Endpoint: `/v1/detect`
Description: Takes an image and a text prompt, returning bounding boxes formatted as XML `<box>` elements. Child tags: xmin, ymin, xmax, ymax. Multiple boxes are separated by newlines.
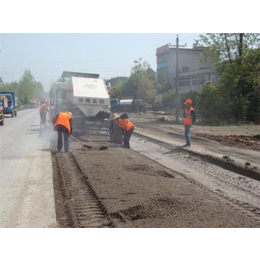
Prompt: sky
<box><xmin>1</xmin><ymin>1</ymin><xmax>257</xmax><ymax>93</ymax></box>
<box><xmin>0</xmin><ymin>33</ymin><xmax>201</xmax><ymax>91</ymax></box>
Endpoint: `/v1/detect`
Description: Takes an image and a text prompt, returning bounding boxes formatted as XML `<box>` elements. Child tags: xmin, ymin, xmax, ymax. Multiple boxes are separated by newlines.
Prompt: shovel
<box><xmin>70</xmin><ymin>135</ymin><xmax>93</xmax><ymax>149</ymax></box>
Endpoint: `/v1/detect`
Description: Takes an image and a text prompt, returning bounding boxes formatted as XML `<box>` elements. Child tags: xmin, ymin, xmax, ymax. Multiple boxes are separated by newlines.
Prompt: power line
<box><xmin>180</xmin><ymin>33</ymin><xmax>200</xmax><ymax>41</ymax></box>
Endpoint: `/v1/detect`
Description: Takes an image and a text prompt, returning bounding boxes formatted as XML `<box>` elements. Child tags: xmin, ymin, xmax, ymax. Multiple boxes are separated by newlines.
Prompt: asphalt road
<box><xmin>0</xmin><ymin>109</ymin><xmax>56</xmax><ymax>227</ymax></box>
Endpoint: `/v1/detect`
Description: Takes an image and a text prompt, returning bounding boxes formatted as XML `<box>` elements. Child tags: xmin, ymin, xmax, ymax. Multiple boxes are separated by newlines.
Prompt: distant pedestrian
<box><xmin>39</xmin><ymin>102</ymin><xmax>49</xmax><ymax>125</ymax></box>
<box><xmin>52</xmin><ymin>112</ymin><xmax>73</xmax><ymax>152</ymax></box>
<box><xmin>183</xmin><ymin>99</ymin><xmax>196</xmax><ymax>147</ymax></box>
<box><xmin>113</xmin><ymin>112</ymin><xmax>134</xmax><ymax>148</ymax></box>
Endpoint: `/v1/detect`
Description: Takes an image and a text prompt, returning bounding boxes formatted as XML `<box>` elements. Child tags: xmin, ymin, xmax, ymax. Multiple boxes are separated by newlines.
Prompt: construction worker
<box><xmin>39</xmin><ymin>102</ymin><xmax>49</xmax><ymax>125</ymax></box>
<box><xmin>52</xmin><ymin>112</ymin><xmax>73</xmax><ymax>152</ymax></box>
<box><xmin>183</xmin><ymin>99</ymin><xmax>196</xmax><ymax>147</ymax></box>
<box><xmin>113</xmin><ymin>113</ymin><xmax>134</xmax><ymax>148</ymax></box>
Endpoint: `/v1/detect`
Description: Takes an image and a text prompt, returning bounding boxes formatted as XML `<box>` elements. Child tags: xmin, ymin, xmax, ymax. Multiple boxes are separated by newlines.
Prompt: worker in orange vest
<box><xmin>39</xmin><ymin>102</ymin><xmax>49</xmax><ymax>125</ymax></box>
<box><xmin>113</xmin><ymin>113</ymin><xmax>134</xmax><ymax>148</ymax></box>
<box><xmin>183</xmin><ymin>99</ymin><xmax>196</xmax><ymax>147</ymax></box>
<box><xmin>52</xmin><ymin>112</ymin><xmax>73</xmax><ymax>152</ymax></box>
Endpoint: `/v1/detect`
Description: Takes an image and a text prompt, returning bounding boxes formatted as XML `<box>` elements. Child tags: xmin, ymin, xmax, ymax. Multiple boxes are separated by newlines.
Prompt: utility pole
<box><xmin>134</xmin><ymin>58</ymin><xmax>142</xmax><ymax>113</ymax></box>
<box><xmin>172</xmin><ymin>35</ymin><xmax>186</xmax><ymax>123</ymax></box>
<box><xmin>175</xmin><ymin>35</ymin><xmax>179</xmax><ymax>123</ymax></box>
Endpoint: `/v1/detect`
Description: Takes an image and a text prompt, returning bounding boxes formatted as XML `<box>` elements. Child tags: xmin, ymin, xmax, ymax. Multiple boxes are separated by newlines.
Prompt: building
<box><xmin>156</xmin><ymin>44</ymin><xmax>219</xmax><ymax>94</ymax></box>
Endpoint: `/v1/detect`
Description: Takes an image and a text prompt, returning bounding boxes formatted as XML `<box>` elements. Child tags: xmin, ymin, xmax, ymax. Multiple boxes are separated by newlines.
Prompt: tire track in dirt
<box><xmin>52</xmin><ymin>152</ymin><xmax>115</xmax><ymax>228</ymax></box>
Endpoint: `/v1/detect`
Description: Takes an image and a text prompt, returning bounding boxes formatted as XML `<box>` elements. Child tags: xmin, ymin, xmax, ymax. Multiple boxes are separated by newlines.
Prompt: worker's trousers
<box><xmin>40</xmin><ymin>112</ymin><xmax>46</xmax><ymax>124</ymax></box>
<box><xmin>184</xmin><ymin>125</ymin><xmax>191</xmax><ymax>146</ymax></box>
<box><xmin>123</xmin><ymin>126</ymin><xmax>134</xmax><ymax>149</ymax></box>
<box><xmin>56</xmin><ymin>125</ymin><xmax>70</xmax><ymax>152</ymax></box>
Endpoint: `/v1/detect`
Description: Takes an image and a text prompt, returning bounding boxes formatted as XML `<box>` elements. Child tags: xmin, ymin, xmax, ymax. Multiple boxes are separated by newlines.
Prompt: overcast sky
<box><xmin>0</xmin><ymin>33</ymin><xmax>200</xmax><ymax>91</ymax></box>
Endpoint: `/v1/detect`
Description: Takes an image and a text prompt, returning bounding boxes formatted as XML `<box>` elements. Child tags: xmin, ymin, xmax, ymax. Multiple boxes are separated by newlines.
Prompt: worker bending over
<box><xmin>113</xmin><ymin>113</ymin><xmax>134</xmax><ymax>149</ymax></box>
<box><xmin>52</xmin><ymin>112</ymin><xmax>73</xmax><ymax>152</ymax></box>
<box><xmin>39</xmin><ymin>102</ymin><xmax>49</xmax><ymax>125</ymax></box>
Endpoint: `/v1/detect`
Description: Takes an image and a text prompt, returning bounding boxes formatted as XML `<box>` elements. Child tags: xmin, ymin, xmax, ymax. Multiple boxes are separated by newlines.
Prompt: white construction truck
<box><xmin>51</xmin><ymin>71</ymin><xmax>123</xmax><ymax>143</ymax></box>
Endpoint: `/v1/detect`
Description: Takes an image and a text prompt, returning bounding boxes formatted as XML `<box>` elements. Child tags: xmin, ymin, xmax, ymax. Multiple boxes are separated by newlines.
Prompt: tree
<box><xmin>19</xmin><ymin>69</ymin><xmax>35</xmax><ymax>104</ymax></box>
<box><xmin>198</xmin><ymin>82</ymin><xmax>231</xmax><ymax>124</ymax></box>
<box><xmin>198</xmin><ymin>33</ymin><xmax>260</xmax><ymax>122</ymax></box>
<box><xmin>18</xmin><ymin>69</ymin><xmax>44</xmax><ymax>104</ymax></box>
<box><xmin>162</xmin><ymin>90</ymin><xmax>175</xmax><ymax>111</ymax></box>
<box><xmin>121</xmin><ymin>60</ymin><xmax>157</xmax><ymax>106</ymax></box>
<box><xmin>107</xmin><ymin>77</ymin><xmax>128</xmax><ymax>99</ymax></box>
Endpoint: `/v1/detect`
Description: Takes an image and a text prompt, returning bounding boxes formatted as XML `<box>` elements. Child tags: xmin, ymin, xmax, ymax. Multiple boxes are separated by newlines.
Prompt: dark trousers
<box><xmin>56</xmin><ymin>125</ymin><xmax>70</xmax><ymax>152</ymax></box>
<box><xmin>184</xmin><ymin>125</ymin><xmax>191</xmax><ymax>146</ymax></box>
<box><xmin>123</xmin><ymin>126</ymin><xmax>134</xmax><ymax>148</ymax></box>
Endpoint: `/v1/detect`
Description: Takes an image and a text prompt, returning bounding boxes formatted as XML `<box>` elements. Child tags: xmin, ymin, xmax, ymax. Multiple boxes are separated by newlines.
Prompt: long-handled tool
<box><xmin>70</xmin><ymin>135</ymin><xmax>93</xmax><ymax>149</ymax></box>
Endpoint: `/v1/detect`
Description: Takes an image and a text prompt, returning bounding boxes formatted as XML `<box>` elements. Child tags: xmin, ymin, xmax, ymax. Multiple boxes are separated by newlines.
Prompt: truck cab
<box><xmin>110</xmin><ymin>98</ymin><xmax>119</xmax><ymax>112</ymax></box>
<box><xmin>0</xmin><ymin>92</ymin><xmax>17</xmax><ymax>117</ymax></box>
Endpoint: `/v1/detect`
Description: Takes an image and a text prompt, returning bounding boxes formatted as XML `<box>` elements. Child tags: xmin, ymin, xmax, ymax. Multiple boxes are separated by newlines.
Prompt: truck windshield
<box><xmin>6</xmin><ymin>95</ymin><xmax>12</xmax><ymax>102</ymax></box>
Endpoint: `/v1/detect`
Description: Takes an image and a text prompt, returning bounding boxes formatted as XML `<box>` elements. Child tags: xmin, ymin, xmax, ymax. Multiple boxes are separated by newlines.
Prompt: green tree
<box><xmin>198</xmin><ymin>82</ymin><xmax>231</xmax><ymax>124</ymax></box>
<box><xmin>121</xmin><ymin>60</ymin><xmax>157</xmax><ymax>106</ymax></box>
<box><xmin>156</xmin><ymin>73</ymin><xmax>172</xmax><ymax>94</ymax></box>
<box><xmin>19</xmin><ymin>69</ymin><xmax>35</xmax><ymax>104</ymax></box>
<box><xmin>107</xmin><ymin>77</ymin><xmax>128</xmax><ymax>99</ymax></box>
<box><xmin>162</xmin><ymin>90</ymin><xmax>175</xmax><ymax>111</ymax></box>
<box><xmin>18</xmin><ymin>69</ymin><xmax>44</xmax><ymax>105</ymax></box>
<box><xmin>198</xmin><ymin>33</ymin><xmax>260</xmax><ymax>122</ymax></box>
<box><xmin>1</xmin><ymin>70</ymin><xmax>44</xmax><ymax>106</ymax></box>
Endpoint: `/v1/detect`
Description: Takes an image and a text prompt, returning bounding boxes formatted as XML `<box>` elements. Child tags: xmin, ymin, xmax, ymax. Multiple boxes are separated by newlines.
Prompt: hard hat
<box><xmin>65</xmin><ymin>112</ymin><xmax>73</xmax><ymax>117</ymax></box>
<box><xmin>112</xmin><ymin>113</ymin><xmax>120</xmax><ymax>120</ymax></box>
<box><xmin>183</xmin><ymin>99</ymin><xmax>192</xmax><ymax>105</ymax></box>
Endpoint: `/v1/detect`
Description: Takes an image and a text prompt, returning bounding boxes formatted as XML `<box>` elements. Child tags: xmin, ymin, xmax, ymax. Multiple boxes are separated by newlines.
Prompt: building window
<box><xmin>157</xmin><ymin>61</ymin><xmax>169</xmax><ymax>69</ymax></box>
<box><xmin>182</xmin><ymin>66</ymin><xmax>189</xmax><ymax>73</ymax></box>
<box><xmin>179</xmin><ymin>80</ymin><xmax>190</xmax><ymax>87</ymax></box>
<box><xmin>192</xmin><ymin>77</ymin><xmax>206</xmax><ymax>85</ymax></box>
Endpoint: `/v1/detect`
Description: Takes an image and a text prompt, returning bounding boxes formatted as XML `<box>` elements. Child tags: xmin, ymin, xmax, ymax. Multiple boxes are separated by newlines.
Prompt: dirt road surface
<box><xmin>131</xmin><ymin>113</ymin><xmax>260</xmax><ymax>175</ymax></box>
<box><xmin>52</xmin><ymin>123</ymin><xmax>260</xmax><ymax>227</ymax></box>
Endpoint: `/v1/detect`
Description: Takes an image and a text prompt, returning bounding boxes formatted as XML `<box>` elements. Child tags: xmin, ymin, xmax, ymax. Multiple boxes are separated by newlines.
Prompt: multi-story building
<box><xmin>156</xmin><ymin>43</ymin><xmax>218</xmax><ymax>93</ymax></box>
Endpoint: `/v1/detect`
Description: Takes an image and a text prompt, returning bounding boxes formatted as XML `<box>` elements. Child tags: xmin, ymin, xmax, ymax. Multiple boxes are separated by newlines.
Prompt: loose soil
<box><xmin>52</xmin><ymin>135</ymin><xmax>260</xmax><ymax>228</ymax></box>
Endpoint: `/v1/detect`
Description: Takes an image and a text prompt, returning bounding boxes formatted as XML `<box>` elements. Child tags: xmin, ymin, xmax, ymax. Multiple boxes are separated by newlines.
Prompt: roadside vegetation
<box><xmin>0</xmin><ymin>69</ymin><xmax>44</xmax><ymax>107</ymax></box>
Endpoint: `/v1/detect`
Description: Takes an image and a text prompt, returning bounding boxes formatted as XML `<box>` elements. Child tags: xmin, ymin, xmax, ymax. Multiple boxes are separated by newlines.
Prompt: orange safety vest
<box><xmin>39</xmin><ymin>103</ymin><xmax>47</xmax><ymax>113</ymax></box>
<box><xmin>118</xmin><ymin>118</ymin><xmax>134</xmax><ymax>131</ymax></box>
<box><xmin>54</xmin><ymin>112</ymin><xmax>72</xmax><ymax>134</ymax></box>
<box><xmin>184</xmin><ymin>107</ymin><xmax>195</xmax><ymax>126</ymax></box>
